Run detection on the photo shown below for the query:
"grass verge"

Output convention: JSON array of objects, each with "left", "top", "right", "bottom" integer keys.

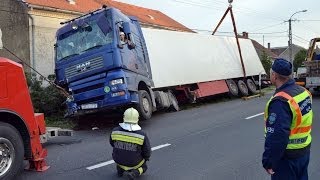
[{"left": 45, "top": 116, "right": 76, "bottom": 129}]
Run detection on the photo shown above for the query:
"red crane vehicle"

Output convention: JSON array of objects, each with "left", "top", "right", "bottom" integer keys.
[{"left": 0, "top": 29, "right": 71, "bottom": 180}]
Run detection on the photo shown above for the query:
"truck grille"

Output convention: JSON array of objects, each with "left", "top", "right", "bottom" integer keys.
[{"left": 65, "top": 56, "right": 104, "bottom": 79}]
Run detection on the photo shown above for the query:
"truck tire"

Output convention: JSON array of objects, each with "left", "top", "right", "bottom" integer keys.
[
  {"left": 226, "top": 80, "right": 239, "bottom": 96},
  {"left": 135, "top": 90, "right": 152, "bottom": 120},
  {"left": 168, "top": 90, "right": 180, "bottom": 112},
  {"left": 0, "top": 122, "right": 24, "bottom": 180},
  {"left": 237, "top": 80, "right": 249, "bottom": 96},
  {"left": 246, "top": 79, "right": 257, "bottom": 94}
]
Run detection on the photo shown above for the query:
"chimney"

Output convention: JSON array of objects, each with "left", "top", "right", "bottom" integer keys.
[
  {"left": 242, "top": 32, "right": 249, "bottom": 39},
  {"left": 67, "top": 0, "right": 76, "bottom": 5},
  {"left": 268, "top": 43, "right": 270, "bottom": 50}
]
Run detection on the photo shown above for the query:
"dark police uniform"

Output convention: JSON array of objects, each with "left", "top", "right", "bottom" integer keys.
[{"left": 263, "top": 78, "right": 313, "bottom": 180}]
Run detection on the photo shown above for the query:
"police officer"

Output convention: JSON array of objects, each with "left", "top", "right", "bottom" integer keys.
[
  {"left": 262, "top": 58, "right": 313, "bottom": 180},
  {"left": 110, "top": 108, "right": 151, "bottom": 180}
]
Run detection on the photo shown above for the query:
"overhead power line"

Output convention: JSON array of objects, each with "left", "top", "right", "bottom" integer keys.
[
  {"left": 251, "top": 22, "right": 285, "bottom": 32},
  {"left": 293, "top": 37, "right": 307, "bottom": 44},
  {"left": 250, "top": 31, "right": 287, "bottom": 35},
  {"left": 173, "top": 0, "right": 284, "bottom": 22},
  {"left": 300, "top": 19, "right": 320, "bottom": 22},
  {"left": 292, "top": 34, "right": 309, "bottom": 42}
]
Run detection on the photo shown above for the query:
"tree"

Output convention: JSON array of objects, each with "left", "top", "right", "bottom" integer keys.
[
  {"left": 293, "top": 49, "right": 307, "bottom": 72},
  {"left": 260, "top": 50, "right": 272, "bottom": 77}
]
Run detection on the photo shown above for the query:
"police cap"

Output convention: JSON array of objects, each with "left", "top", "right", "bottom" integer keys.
[{"left": 272, "top": 58, "right": 292, "bottom": 76}]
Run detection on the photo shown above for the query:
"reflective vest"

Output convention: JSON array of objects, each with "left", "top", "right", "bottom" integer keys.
[
  {"left": 264, "top": 89, "right": 313, "bottom": 149},
  {"left": 111, "top": 130, "right": 145, "bottom": 145}
]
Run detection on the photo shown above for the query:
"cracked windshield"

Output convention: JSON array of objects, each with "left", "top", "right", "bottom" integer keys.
[{"left": 56, "top": 20, "right": 113, "bottom": 61}]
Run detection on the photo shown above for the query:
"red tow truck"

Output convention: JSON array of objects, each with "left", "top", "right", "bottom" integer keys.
[{"left": 0, "top": 57, "right": 72, "bottom": 179}]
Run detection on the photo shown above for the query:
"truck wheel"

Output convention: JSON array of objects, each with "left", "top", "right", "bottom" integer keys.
[
  {"left": 237, "top": 80, "right": 249, "bottom": 96},
  {"left": 136, "top": 90, "right": 152, "bottom": 120},
  {"left": 0, "top": 122, "right": 24, "bottom": 180},
  {"left": 226, "top": 80, "right": 239, "bottom": 96},
  {"left": 246, "top": 79, "right": 257, "bottom": 94},
  {"left": 168, "top": 90, "right": 180, "bottom": 112}
]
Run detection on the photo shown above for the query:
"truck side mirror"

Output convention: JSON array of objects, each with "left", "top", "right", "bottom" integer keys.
[{"left": 123, "top": 22, "right": 131, "bottom": 34}]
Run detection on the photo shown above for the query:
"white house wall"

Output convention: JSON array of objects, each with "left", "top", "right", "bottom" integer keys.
[{"left": 29, "top": 12, "right": 74, "bottom": 78}]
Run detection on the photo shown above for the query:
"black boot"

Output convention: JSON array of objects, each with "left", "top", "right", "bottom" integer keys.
[
  {"left": 116, "top": 166, "right": 124, "bottom": 177},
  {"left": 117, "top": 171, "right": 124, "bottom": 177},
  {"left": 123, "top": 170, "right": 137, "bottom": 180}
]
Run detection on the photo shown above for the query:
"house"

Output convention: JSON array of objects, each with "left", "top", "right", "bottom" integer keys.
[
  {"left": 0, "top": 0, "right": 191, "bottom": 77},
  {"left": 271, "top": 44, "right": 306, "bottom": 61}
]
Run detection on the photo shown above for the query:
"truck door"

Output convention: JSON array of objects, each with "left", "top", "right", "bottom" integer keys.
[
  {"left": 130, "top": 32, "right": 149, "bottom": 78},
  {"left": 117, "top": 21, "right": 148, "bottom": 77}
]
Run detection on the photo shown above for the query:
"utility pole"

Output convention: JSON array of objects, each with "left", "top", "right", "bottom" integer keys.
[
  {"left": 285, "top": 10, "right": 307, "bottom": 73},
  {"left": 289, "top": 18, "right": 292, "bottom": 70}
]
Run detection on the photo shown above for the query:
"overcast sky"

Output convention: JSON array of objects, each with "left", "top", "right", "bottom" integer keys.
[{"left": 116, "top": 0, "right": 319, "bottom": 49}]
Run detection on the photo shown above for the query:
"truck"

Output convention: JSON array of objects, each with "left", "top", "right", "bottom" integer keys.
[
  {"left": 54, "top": 7, "right": 266, "bottom": 120},
  {"left": 303, "top": 37, "right": 320, "bottom": 92}
]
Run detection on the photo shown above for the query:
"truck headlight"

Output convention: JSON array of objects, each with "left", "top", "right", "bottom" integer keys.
[
  {"left": 110, "top": 78, "right": 124, "bottom": 85},
  {"left": 111, "top": 91, "right": 125, "bottom": 97}
]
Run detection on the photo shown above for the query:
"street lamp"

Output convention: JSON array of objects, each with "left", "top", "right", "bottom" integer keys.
[{"left": 288, "top": 9, "right": 307, "bottom": 73}]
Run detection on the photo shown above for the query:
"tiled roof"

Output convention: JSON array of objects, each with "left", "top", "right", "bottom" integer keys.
[
  {"left": 238, "top": 33, "right": 278, "bottom": 59},
  {"left": 24, "top": 0, "right": 192, "bottom": 32},
  {"left": 251, "top": 39, "right": 278, "bottom": 59},
  {"left": 270, "top": 47, "right": 287, "bottom": 56}
]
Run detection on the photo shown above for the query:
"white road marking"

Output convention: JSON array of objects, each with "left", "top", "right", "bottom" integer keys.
[
  {"left": 245, "top": 112, "right": 264, "bottom": 119},
  {"left": 86, "top": 160, "right": 115, "bottom": 170},
  {"left": 151, "top": 143, "right": 171, "bottom": 151},
  {"left": 86, "top": 143, "right": 171, "bottom": 170}
]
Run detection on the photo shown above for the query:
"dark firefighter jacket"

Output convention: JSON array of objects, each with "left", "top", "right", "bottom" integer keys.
[{"left": 110, "top": 126, "right": 151, "bottom": 167}]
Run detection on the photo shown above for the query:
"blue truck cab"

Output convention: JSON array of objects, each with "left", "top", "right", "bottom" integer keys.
[{"left": 54, "top": 7, "right": 155, "bottom": 119}]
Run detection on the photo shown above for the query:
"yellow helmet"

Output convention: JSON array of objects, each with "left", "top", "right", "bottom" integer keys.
[{"left": 123, "top": 108, "right": 139, "bottom": 124}]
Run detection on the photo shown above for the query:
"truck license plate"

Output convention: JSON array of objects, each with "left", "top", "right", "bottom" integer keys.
[{"left": 81, "top": 104, "right": 98, "bottom": 110}]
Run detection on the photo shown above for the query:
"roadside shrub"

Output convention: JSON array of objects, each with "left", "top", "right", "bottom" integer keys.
[{"left": 25, "top": 73, "right": 66, "bottom": 117}]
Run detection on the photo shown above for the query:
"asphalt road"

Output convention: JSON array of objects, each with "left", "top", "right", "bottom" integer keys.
[{"left": 18, "top": 92, "right": 320, "bottom": 180}]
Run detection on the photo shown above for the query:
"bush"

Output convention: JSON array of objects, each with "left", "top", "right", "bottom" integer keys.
[
  {"left": 293, "top": 49, "right": 307, "bottom": 72},
  {"left": 261, "top": 50, "right": 273, "bottom": 77},
  {"left": 25, "top": 73, "right": 66, "bottom": 117}
]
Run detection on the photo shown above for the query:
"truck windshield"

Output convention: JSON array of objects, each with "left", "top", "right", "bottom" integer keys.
[{"left": 56, "top": 20, "right": 113, "bottom": 61}]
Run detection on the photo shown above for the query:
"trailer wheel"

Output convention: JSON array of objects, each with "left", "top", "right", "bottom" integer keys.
[
  {"left": 226, "top": 80, "right": 239, "bottom": 96},
  {"left": 0, "top": 122, "right": 24, "bottom": 180},
  {"left": 168, "top": 90, "right": 180, "bottom": 112},
  {"left": 135, "top": 90, "right": 152, "bottom": 120},
  {"left": 237, "top": 80, "right": 249, "bottom": 96},
  {"left": 246, "top": 79, "right": 257, "bottom": 94}
]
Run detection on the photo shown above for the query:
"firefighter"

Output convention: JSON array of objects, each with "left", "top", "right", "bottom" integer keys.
[
  {"left": 110, "top": 108, "right": 151, "bottom": 179},
  {"left": 262, "top": 58, "right": 313, "bottom": 180}
]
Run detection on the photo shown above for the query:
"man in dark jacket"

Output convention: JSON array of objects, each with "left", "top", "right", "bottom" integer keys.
[
  {"left": 110, "top": 107, "right": 151, "bottom": 179},
  {"left": 263, "top": 58, "right": 313, "bottom": 180}
]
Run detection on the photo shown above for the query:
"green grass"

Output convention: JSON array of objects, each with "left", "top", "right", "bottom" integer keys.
[
  {"left": 259, "top": 86, "right": 275, "bottom": 96},
  {"left": 45, "top": 116, "right": 76, "bottom": 129}
]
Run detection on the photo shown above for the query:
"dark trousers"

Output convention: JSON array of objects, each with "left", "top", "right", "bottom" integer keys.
[
  {"left": 117, "top": 162, "right": 148, "bottom": 177},
  {"left": 272, "top": 151, "right": 310, "bottom": 180}
]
